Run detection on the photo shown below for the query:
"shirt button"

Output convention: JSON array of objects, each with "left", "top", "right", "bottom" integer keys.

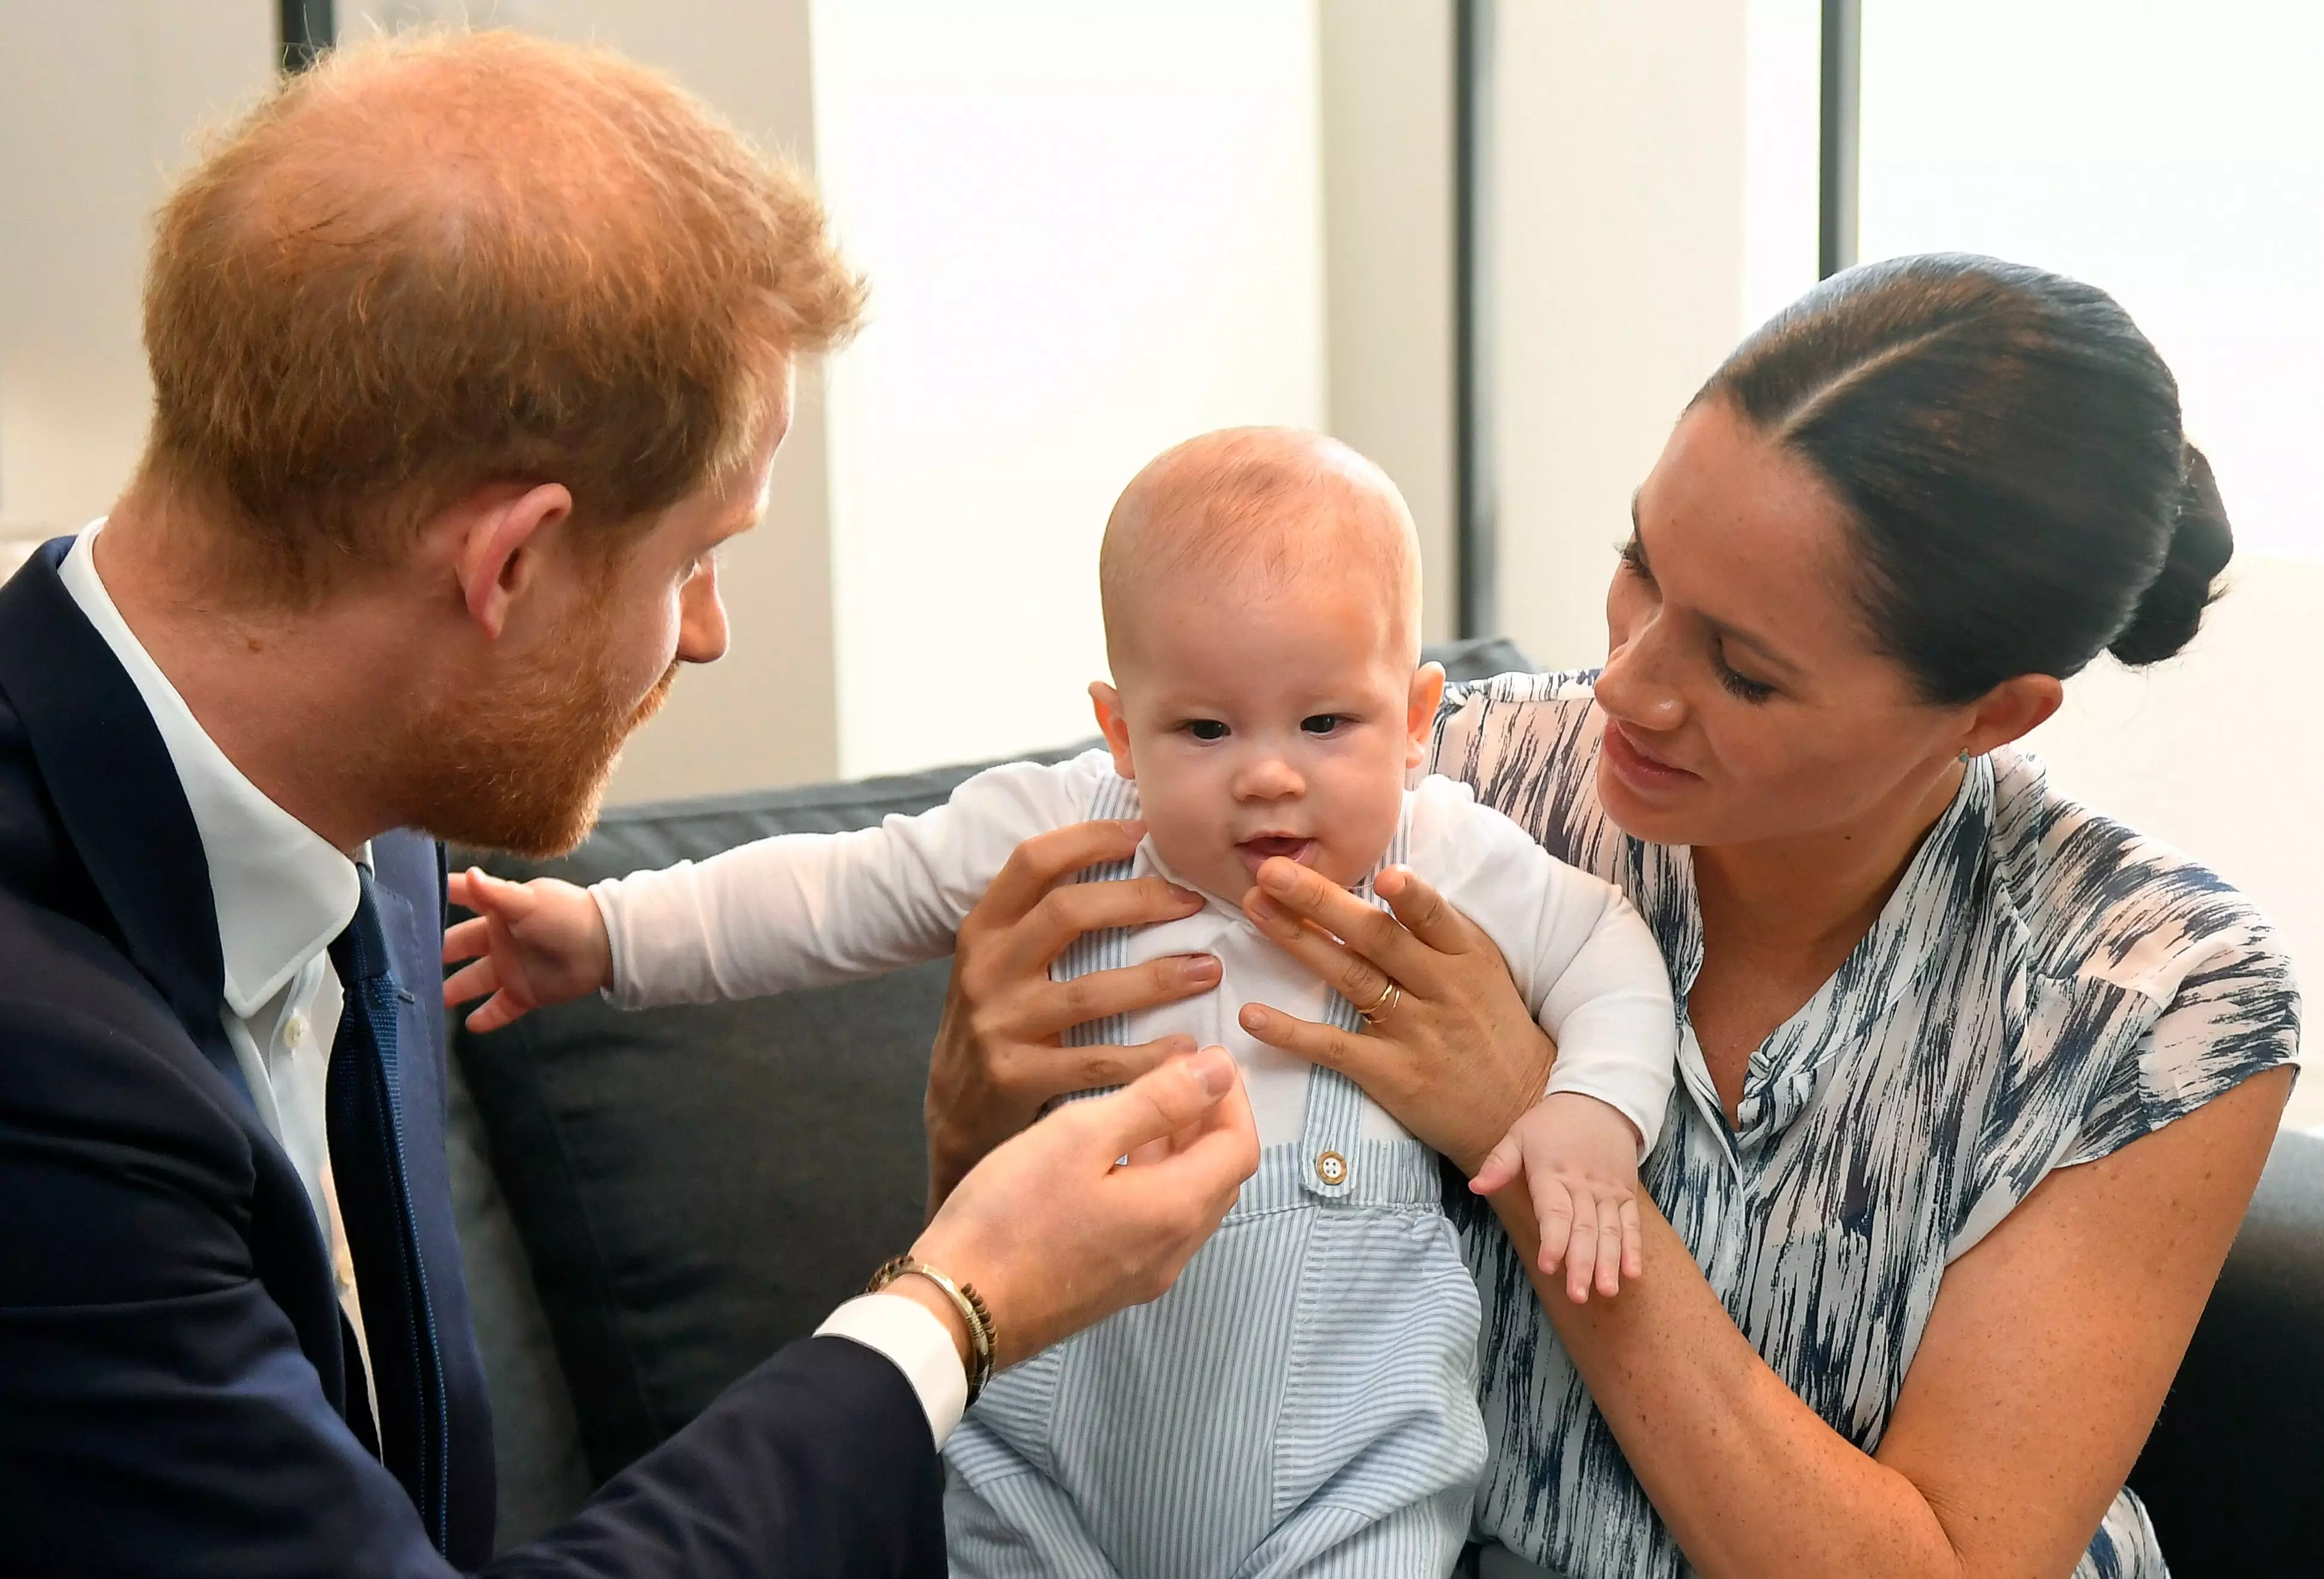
[
  {"left": 284, "top": 1011, "right": 309, "bottom": 1047},
  {"left": 1315, "top": 1150, "right": 1348, "bottom": 1187}
]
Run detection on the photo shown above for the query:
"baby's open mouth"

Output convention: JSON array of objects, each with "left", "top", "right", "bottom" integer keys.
[{"left": 1236, "top": 835, "right": 1318, "bottom": 872}]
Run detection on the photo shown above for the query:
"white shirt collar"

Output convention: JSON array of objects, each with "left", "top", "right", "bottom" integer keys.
[{"left": 58, "top": 522, "right": 365, "bottom": 1017}]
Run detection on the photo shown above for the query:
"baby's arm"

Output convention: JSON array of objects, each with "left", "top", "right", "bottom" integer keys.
[
  {"left": 1411, "top": 779, "right": 1679, "bottom": 1300},
  {"left": 442, "top": 752, "right": 1109, "bottom": 1027}
]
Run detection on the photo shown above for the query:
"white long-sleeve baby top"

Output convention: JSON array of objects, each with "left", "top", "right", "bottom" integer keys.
[{"left": 591, "top": 749, "right": 1678, "bottom": 1154}]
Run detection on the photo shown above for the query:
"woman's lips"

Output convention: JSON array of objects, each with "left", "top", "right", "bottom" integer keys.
[
  {"left": 1602, "top": 720, "right": 1702, "bottom": 793},
  {"left": 1236, "top": 835, "right": 1318, "bottom": 872}
]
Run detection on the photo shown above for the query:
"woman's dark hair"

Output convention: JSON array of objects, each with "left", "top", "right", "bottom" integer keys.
[{"left": 1701, "top": 253, "right": 2232, "bottom": 704}]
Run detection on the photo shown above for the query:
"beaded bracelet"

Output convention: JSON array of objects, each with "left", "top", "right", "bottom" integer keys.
[{"left": 866, "top": 1254, "right": 997, "bottom": 1405}]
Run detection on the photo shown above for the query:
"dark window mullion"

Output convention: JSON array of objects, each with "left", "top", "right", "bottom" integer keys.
[
  {"left": 1820, "top": 0, "right": 1862, "bottom": 278},
  {"left": 280, "top": 0, "right": 337, "bottom": 75}
]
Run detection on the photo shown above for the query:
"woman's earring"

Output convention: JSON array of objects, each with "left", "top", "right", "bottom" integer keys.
[{"left": 1959, "top": 751, "right": 1972, "bottom": 763}]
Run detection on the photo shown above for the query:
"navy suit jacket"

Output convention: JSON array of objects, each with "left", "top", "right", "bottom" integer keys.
[{"left": 0, "top": 542, "right": 945, "bottom": 1577}]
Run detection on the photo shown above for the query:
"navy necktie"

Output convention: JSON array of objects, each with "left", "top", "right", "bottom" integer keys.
[{"left": 328, "top": 868, "right": 452, "bottom": 1554}]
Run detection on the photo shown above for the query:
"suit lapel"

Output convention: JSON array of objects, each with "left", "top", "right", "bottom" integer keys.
[{"left": 0, "top": 541, "right": 246, "bottom": 1099}]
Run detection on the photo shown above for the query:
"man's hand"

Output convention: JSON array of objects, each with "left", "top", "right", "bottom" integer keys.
[
  {"left": 442, "top": 867, "right": 615, "bottom": 1032},
  {"left": 1470, "top": 1091, "right": 1644, "bottom": 1304},
  {"left": 925, "top": 819, "right": 1222, "bottom": 1208},
  {"left": 906, "top": 1047, "right": 1259, "bottom": 1368}
]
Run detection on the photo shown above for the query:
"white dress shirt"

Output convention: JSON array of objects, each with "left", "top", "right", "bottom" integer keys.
[
  {"left": 58, "top": 520, "right": 971, "bottom": 1449},
  {"left": 58, "top": 523, "right": 373, "bottom": 1385}
]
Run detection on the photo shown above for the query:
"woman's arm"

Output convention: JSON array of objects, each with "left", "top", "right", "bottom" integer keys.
[
  {"left": 1485, "top": 1066, "right": 2285, "bottom": 1578},
  {"left": 1236, "top": 856, "right": 2291, "bottom": 1578}
]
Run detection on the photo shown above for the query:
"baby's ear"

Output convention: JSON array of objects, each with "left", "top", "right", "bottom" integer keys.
[
  {"left": 1405, "top": 662, "right": 1446, "bottom": 768},
  {"left": 1089, "top": 681, "right": 1138, "bottom": 780}
]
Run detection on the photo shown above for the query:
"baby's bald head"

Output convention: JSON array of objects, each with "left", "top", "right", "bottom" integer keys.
[{"left": 1098, "top": 428, "right": 1422, "bottom": 675}]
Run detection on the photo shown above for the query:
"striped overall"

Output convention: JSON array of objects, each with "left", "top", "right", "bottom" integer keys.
[{"left": 943, "top": 774, "right": 1487, "bottom": 1578}]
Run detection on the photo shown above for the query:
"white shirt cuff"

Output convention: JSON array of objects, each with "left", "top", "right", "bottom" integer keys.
[{"left": 815, "top": 1292, "right": 969, "bottom": 1448}]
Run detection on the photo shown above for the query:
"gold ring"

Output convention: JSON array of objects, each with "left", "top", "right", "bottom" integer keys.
[{"left": 1358, "top": 978, "right": 1402, "bottom": 1024}]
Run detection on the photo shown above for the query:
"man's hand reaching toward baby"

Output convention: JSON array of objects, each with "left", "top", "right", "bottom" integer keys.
[
  {"left": 442, "top": 868, "right": 614, "bottom": 1031},
  {"left": 1470, "top": 1092, "right": 1645, "bottom": 1305}
]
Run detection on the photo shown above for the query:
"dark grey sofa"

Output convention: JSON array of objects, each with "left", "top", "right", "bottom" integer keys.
[{"left": 441, "top": 640, "right": 2320, "bottom": 1572}]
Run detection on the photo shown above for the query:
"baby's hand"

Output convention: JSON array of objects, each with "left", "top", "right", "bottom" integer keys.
[
  {"left": 1470, "top": 1092, "right": 1644, "bottom": 1304},
  {"left": 441, "top": 867, "right": 613, "bottom": 1032}
]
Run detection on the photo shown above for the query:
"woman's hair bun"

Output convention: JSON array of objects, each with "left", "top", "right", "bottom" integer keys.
[
  {"left": 1704, "top": 257, "right": 2234, "bottom": 703},
  {"left": 2108, "top": 442, "right": 2234, "bottom": 666}
]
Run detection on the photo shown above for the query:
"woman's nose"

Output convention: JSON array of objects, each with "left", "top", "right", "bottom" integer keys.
[
  {"left": 675, "top": 558, "right": 730, "bottom": 665},
  {"left": 1595, "top": 621, "right": 1685, "bottom": 732}
]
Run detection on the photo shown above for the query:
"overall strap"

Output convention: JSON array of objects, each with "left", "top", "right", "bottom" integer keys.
[{"left": 1055, "top": 770, "right": 1142, "bottom": 1051}]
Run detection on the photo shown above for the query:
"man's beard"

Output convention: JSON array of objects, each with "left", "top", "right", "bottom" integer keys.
[{"left": 403, "top": 612, "right": 680, "bottom": 860}]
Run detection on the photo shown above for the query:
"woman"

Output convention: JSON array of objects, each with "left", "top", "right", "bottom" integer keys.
[{"left": 924, "top": 256, "right": 2299, "bottom": 1577}]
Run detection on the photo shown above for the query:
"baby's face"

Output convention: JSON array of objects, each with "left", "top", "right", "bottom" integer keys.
[{"left": 1093, "top": 565, "right": 1441, "bottom": 907}]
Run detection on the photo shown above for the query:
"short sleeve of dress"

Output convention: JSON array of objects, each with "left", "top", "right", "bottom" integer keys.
[{"left": 2062, "top": 908, "right": 2302, "bottom": 1168}]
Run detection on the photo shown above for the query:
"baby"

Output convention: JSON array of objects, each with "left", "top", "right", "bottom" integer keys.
[{"left": 445, "top": 428, "right": 1676, "bottom": 1578}]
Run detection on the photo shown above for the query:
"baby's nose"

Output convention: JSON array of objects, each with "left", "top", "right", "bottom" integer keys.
[{"left": 1234, "top": 755, "right": 1305, "bottom": 800}]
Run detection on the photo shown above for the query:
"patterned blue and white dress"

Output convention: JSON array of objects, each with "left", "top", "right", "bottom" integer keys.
[{"left": 1429, "top": 673, "right": 2302, "bottom": 1579}]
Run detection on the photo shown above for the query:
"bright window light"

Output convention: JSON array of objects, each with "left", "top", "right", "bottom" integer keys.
[{"left": 1858, "top": 0, "right": 2324, "bottom": 560}]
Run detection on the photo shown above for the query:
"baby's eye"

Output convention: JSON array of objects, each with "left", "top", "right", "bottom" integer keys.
[
  {"left": 1300, "top": 714, "right": 1345, "bottom": 736},
  {"left": 1183, "top": 719, "right": 1230, "bottom": 742}
]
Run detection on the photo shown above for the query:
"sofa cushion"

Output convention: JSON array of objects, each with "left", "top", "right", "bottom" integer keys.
[
  {"left": 2128, "top": 1125, "right": 2324, "bottom": 1574},
  {"left": 453, "top": 636, "right": 1537, "bottom": 1498}
]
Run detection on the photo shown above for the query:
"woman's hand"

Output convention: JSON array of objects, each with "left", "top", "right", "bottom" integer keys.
[
  {"left": 1235, "top": 857, "right": 1553, "bottom": 1174},
  {"left": 925, "top": 819, "right": 1223, "bottom": 1207}
]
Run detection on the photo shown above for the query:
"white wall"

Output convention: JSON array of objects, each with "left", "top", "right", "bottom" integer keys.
[
  {"left": 1487, "top": 0, "right": 1753, "bottom": 674},
  {"left": 1319, "top": 1, "right": 1457, "bottom": 645},
  {"left": 808, "top": 0, "right": 1328, "bottom": 779},
  {"left": 0, "top": 1, "right": 274, "bottom": 549}
]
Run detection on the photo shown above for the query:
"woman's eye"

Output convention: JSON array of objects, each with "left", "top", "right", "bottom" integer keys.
[
  {"left": 1184, "top": 719, "right": 1230, "bottom": 742},
  {"left": 1300, "top": 714, "right": 1345, "bottom": 736},
  {"left": 1714, "top": 646, "right": 1776, "bottom": 704}
]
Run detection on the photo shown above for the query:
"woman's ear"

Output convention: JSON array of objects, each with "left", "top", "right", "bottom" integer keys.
[
  {"left": 1960, "top": 672, "right": 2065, "bottom": 757},
  {"left": 1406, "top": 662, "right": 1447, "bottom": 768},
  {"left": 1089, "top": 681, "right": 1138, "bottom": 780}
]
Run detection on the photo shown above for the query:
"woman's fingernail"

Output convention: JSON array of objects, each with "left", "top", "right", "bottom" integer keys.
[
  {"left": 1171, "top": 885, "right": 1203, "bottom": 905},
  {"left": 1191, "top": 1046, "right": 1234, "bottom": 1097},
  {"left": 1183, "top": 955, "right": 1221, "bottom": 986},
  {"left": 1239, "top": 1005, "right": 1266, "bottom": 1031},
  {"left": 1259, "top": 863, "right": 1299, "bottom": 895}
]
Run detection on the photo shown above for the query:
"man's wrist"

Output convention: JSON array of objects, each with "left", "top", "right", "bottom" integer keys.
[{"left": 882, "top": 1271, "right": 971, "bottom": 1368}]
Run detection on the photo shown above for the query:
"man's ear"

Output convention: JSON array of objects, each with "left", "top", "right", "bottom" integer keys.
[
  {"left": 448, "top": 483, "right": 575, "bottom": 640},
  {"left": 1090, "top": 681, "right": 1137, "bottom": 780},
  {"left": 1959, "top": 672, "right": 2064, "bottom": 758},
  {"left": 1405, "top": 661, "right": 1446, "bottom": 769}
]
